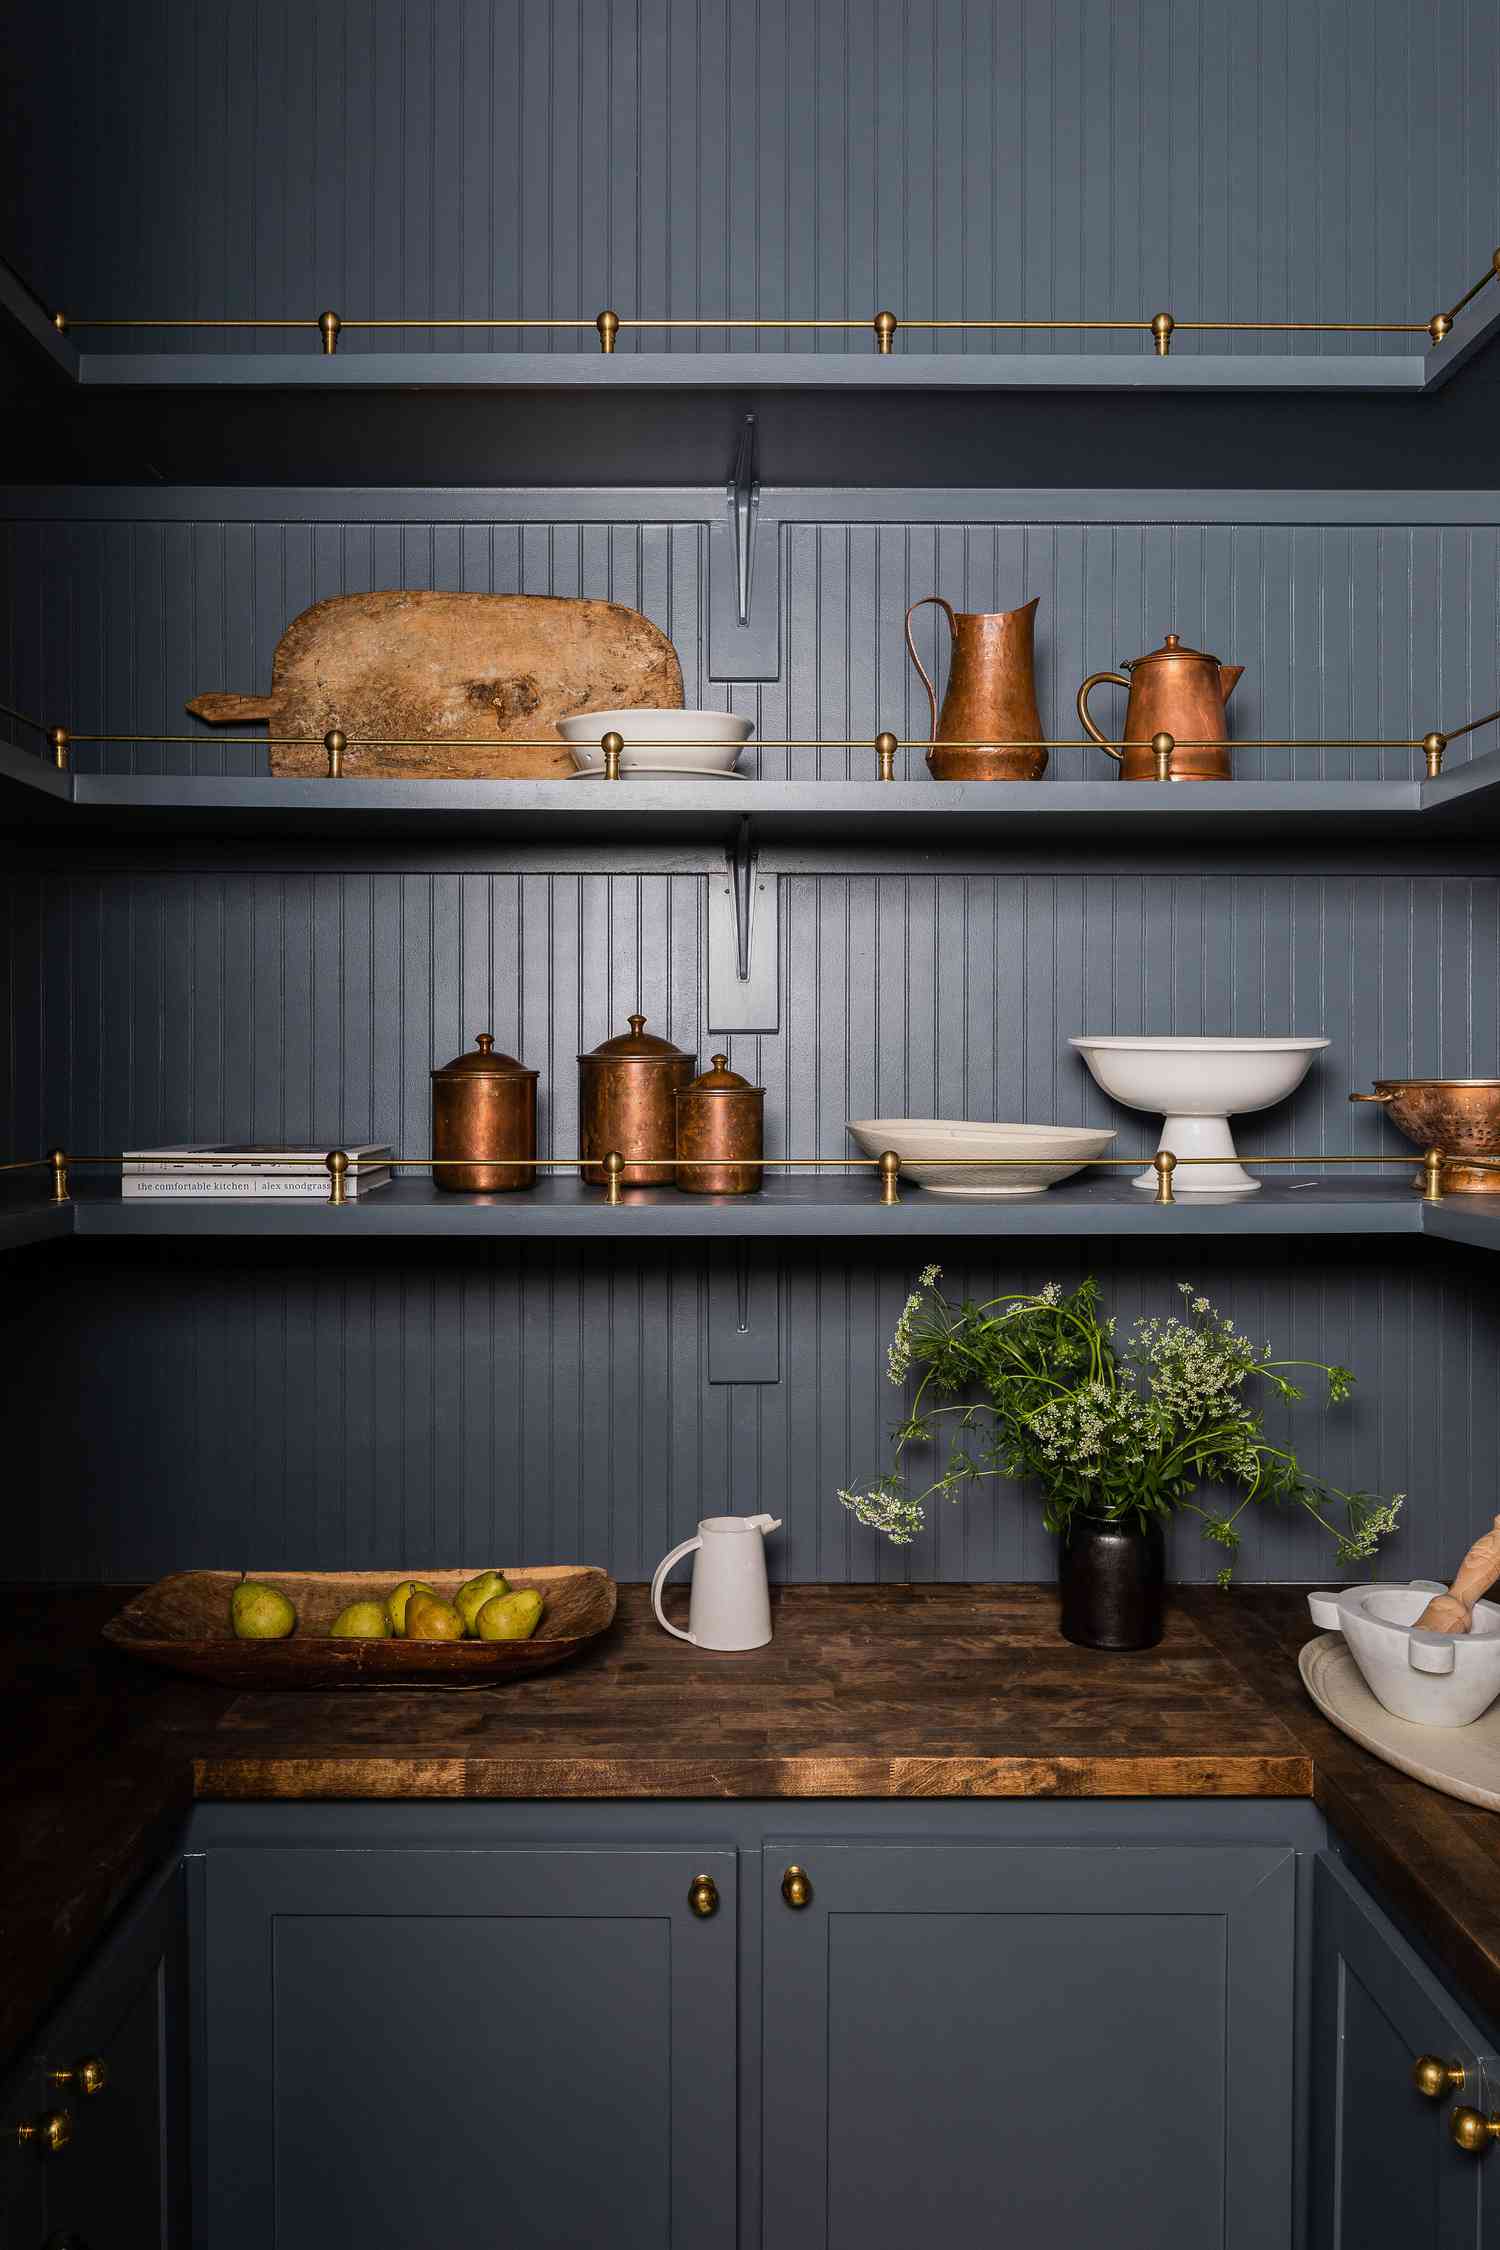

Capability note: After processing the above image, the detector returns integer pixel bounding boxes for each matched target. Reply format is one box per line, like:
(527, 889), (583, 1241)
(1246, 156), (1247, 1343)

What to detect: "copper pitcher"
(904, 594), (1046, 780)
(1077, 632), (1244, 781)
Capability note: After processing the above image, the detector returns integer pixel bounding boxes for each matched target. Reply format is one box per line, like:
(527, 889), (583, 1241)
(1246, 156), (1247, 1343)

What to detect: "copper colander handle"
(1348, 1091), (1397, 1103)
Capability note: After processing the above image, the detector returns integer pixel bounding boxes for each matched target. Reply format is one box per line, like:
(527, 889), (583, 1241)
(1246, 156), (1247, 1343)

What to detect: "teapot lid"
(433, 1031), (536, 1078)
(1127, 631), (1220, 669)
(684, 1052), (763, 1094)
(580, 1012), (691, 1064)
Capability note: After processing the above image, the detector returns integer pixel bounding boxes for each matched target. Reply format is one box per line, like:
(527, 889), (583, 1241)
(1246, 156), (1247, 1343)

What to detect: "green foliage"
(837, 1273), (1402, 1580)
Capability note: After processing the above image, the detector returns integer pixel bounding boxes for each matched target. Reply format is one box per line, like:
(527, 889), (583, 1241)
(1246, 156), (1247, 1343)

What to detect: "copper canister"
(578, 1014), (695, 1187)
(675, 1054), (765, 1194)
(431, 1032), (538, 1192)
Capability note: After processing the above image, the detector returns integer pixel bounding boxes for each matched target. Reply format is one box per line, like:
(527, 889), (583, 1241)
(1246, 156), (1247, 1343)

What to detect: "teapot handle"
(1076, 670), (1129, 761)
(651, 1535), (703, 1643)
(904, 596), (958, 744)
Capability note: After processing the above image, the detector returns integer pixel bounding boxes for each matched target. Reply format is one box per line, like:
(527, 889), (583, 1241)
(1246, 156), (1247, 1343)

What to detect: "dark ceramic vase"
(1057, 1514), (1165, 1651)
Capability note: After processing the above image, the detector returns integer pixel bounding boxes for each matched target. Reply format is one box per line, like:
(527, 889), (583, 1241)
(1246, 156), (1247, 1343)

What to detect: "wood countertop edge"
(191, 1749), (1315, 1800)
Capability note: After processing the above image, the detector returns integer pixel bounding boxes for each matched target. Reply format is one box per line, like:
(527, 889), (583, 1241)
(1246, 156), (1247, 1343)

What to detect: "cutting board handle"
(185, 692), (279, 725)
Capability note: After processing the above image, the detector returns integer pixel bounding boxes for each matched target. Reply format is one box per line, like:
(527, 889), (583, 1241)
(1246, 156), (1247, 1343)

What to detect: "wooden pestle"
(1414, 1514), (1500, 1634)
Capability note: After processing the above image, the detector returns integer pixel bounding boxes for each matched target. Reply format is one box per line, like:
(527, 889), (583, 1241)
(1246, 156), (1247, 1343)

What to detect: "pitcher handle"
(904, 595), (958, 744)
(1076, 669), (1130, 761)
(651, 1535), (703, 1643)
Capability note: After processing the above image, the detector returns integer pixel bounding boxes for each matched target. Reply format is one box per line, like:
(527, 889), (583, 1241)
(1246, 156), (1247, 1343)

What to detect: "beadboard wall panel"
(4, 0), (1496, 357)
(2, 1239), (1492, 1587)
(3, 504), (1500, 781)
(5, 868), (1499, 1166)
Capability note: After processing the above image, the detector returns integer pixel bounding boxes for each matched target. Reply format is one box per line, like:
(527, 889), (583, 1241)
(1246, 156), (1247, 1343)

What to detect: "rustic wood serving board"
(102, 1565), (617, 1689)
(187, 591), (683, 778)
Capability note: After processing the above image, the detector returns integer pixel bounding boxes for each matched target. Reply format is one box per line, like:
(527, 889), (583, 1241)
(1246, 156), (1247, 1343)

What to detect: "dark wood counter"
(7, 1581), (1500, 2072)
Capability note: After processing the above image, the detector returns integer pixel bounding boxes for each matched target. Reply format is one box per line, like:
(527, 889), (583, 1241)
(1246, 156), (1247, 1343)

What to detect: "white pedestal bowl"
(1068, 1035), (1330, 1193)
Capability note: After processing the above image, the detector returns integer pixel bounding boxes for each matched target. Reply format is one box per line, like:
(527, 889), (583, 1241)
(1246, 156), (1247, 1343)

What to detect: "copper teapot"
(1077, 632), (1244, 781)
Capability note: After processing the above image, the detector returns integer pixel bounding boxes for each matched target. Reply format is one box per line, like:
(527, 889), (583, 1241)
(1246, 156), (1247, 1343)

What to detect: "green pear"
(404, 1592), (465, 1642)
(329, 1599), (391, 1639)
(454, 1570), (511, 1635)
(385, 1579), (435, 1635)
(230, 1579), (297, 1640)
(475, 1588), (544, 1642)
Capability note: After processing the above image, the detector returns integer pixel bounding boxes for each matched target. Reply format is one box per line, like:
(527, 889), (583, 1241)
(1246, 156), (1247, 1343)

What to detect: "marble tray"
(1300, 1632), (1500, 1812)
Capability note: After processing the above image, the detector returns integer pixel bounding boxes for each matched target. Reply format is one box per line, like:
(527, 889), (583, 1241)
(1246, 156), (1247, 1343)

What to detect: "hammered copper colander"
(1349, 1078), (1500, 1192)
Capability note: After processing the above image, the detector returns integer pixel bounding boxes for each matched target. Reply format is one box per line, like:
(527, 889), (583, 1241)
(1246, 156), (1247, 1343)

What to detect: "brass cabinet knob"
(49, 2057), (107, 2099)
(1413, 2054), (1466, 2099)
(781, 1864), (813, 1909)
(16, 2108), (72, 2156)
(687, 1873), (719, 1918)
(1450, 2106), (1500, 2154)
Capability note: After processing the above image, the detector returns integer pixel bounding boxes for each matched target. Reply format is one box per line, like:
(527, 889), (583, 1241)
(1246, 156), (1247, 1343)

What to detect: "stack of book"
(121, 1143), (393, 1197)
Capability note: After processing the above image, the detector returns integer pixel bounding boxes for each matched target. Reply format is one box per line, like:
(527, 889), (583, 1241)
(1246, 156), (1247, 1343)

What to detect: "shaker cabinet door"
(201, 1846), (737, 2250)
(762, 1840), (1296, 2250)
(1313, 1853), (1498, 2250)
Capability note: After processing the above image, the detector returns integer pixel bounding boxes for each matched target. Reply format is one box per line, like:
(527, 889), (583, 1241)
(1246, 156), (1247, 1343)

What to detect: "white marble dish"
(1069, 1034), (1329, 1194)
(559, 708), (753, 774)
(1306, 1581), (1500, 1726)
(846, 1119), (1117, 1196)
(1300, 1634), (1500, 1811)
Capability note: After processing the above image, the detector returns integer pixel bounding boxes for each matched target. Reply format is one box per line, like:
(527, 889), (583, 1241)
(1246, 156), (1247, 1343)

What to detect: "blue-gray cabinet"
(1312, 1854), (1500, 2249)
(1, 1858), (188, 2250)
(761, 1840), (1297, 2250)
(199, 1846), (739, 2250)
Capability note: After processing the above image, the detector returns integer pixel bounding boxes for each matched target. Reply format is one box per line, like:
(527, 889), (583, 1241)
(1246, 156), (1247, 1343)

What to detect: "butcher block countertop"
(9, 1581), (1500, 2069)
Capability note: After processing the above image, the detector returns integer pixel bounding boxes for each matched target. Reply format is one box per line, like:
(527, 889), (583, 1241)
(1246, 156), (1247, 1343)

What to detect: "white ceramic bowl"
(1069, 1035), (1329, 1194)
(558, 708), (754, 775)
(1307, 1583), (1500, 1727)
(847, 1119), (1117, 1197)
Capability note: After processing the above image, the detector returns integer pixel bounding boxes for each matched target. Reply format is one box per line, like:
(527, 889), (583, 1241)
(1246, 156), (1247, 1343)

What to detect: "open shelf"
(6, 741), (1500, 850)
(3, 1175), (1496, 1248)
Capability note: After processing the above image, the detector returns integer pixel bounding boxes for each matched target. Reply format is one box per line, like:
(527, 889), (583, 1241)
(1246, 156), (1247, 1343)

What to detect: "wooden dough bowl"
(187, 591), (683, 779)
(103, 1565), (617, 1689)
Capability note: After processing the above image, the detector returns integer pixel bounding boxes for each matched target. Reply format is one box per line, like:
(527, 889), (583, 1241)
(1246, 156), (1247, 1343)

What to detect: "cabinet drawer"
(201, 1845), (738, 2250)
(763, 1840), (1296, 2250)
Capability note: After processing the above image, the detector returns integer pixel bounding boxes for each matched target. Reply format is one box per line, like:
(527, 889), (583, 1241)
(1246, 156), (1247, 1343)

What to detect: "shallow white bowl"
(1307, 1582), (1500, 1727)
(559, 708), (754, 774)
(1069, 1034), (1329, 1194)
(847, 1119), (1117, 1197)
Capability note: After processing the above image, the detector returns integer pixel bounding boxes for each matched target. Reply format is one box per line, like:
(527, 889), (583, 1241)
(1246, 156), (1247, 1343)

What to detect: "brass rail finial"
(1428, 312), (1454, 346)
(324, 727), (347, 778)
(603, 1151), (626, 1204)
(47, 725), (70, 770)
(1151, 311), (1175, 356)
(596, 309), (620, 354)
(873, 310), (898, 355)
(48, 1148), (70, 1203)
(1423, 1147), (1446, 1202)
(601, 730), (624, 781)
(318, 310), (341, 355)
(1151, 731), (1175, 781)
(1154, 1150), (1177, 1204)
(878, 1150), (901, 1204)
(874, 731), (898, 781)
(326, 1149), (350, 1205)
(1423, 731), (1447, 778)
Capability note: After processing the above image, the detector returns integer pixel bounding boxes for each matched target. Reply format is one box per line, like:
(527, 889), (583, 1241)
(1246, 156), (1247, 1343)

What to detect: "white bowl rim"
(1069, 1034), (1330, 1052)
(1330, 1581), (1500, 1640)
(556, 706), (755, 741)
(847, 1118), (1117, 1143)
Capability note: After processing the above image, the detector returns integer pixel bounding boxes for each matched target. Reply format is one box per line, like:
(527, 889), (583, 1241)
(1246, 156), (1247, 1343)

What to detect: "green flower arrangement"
(837, 1271), (1403, 1585)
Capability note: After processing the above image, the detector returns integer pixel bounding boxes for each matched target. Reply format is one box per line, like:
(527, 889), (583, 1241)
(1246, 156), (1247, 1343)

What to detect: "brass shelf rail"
(5, 1147), (1490, 1209)
(7, 710), (1499, 781)
(50, 250), (1500, 357)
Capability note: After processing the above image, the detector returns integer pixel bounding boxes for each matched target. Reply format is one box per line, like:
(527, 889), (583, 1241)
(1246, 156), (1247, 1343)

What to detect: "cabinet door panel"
(203, 1847), (737, 2250)
(1313, 1854), (1497, 2250)
(763, 1841), (1295, 2250)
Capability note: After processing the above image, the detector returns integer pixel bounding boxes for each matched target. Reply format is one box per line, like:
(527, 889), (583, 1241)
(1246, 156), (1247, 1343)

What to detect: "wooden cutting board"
(187, 590), (684, 778)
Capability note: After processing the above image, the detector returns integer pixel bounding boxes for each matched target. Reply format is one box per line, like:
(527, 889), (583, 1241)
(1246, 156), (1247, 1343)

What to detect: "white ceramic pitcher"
(650, 1513), (782, 1650)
